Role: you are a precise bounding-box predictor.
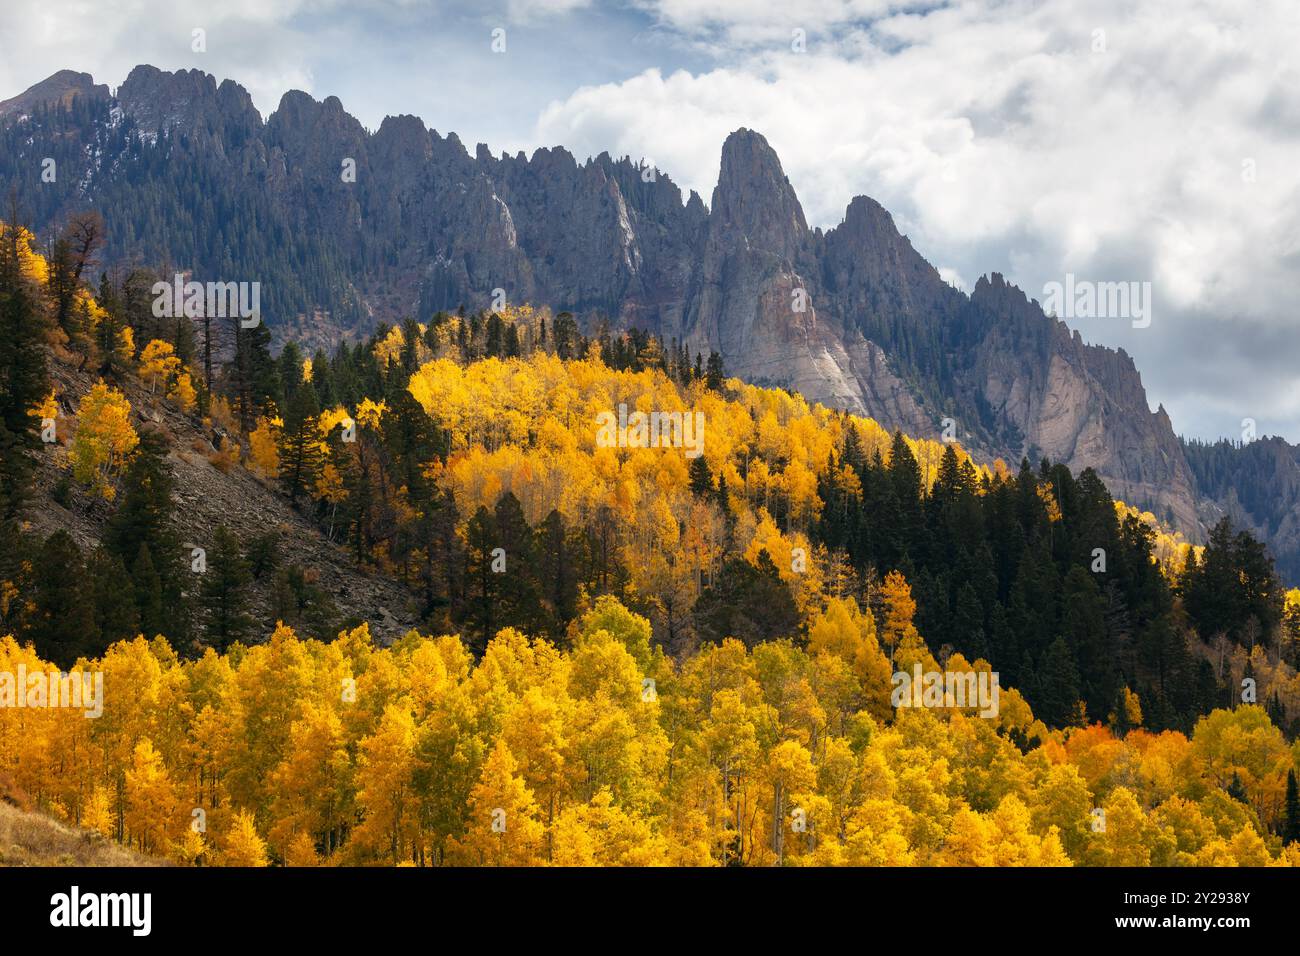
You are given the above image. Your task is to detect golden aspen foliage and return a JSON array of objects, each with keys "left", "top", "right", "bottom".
[
  {"left": 247, "top": 415, "right": 281, "bottom": 478},
  {"left": 0, "top": 608, "right": 1292, "bottom": 868},
  {"left": 806, "top": 597, "right": 894, "bottom": 720},
  {"left": 138, "top": 339, "right": 181, "bottom": 395},
  {"left": 449, "top": 737, "right": 546, "bottom": 866},
  {"left": 123, "top": 739, "right": 181, "bottom": 855},
  {"left": 70, "top": 381, "right": 139, "bottom": 499},
  {"left": 224, "top": 809, "right": 270, "bottom": 866},
  {"left": 352, "top": 705, "right": 419, "bottom": 863},
  {"left": 168, "top": 371, "right": 197, "bottom": 412}
]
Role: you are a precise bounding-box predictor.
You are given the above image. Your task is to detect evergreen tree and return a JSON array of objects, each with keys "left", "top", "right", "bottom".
[
  {"left": 463, "top": 505, "right": 501, "bottom": 656},
  {"left": 88, "top": 547, "right": 140, "bottom": 647},
  {"left": 28, "top": 530, "right": 96, "bottom": 667},
  {"left": 1227, "top": 771, "right": 1248, "bottom": 803},
  {"left": 705, "top": 351, "right": 725, "bottom": 391},
  {"left": 492, "top": 492, "right": 541, "bottom": 634},
  {"left": 0, "top": 218, "right": 48, "bottom": 523},
  {"left": 131, "top": 543, "right": 166, "bottom": 640},
  {"left": 688, "top": 455, "right": 713, "bottom": 497},
  {"left": 105, "top": 429, "right": 187, "bottom": 640},
  {"left": 227, "top": 320, "right": 278, "bottom": 434},
  {"left": 272, "top": 563, "right": 339, "bottom": 639},
  {"left": 1036, "top": 637, "right": 1082, "bottom": 728},
  {"left": 694, "top": 550, "right": 799, "bottom": 649},
  {"left": 199, "top": 525, "right": 253, "bottom": 651},
  {"left": 1283, "top": 770, "right": 1300, "bottom": 846},
  {"left": 537, "top": 509, "right": 578, "bottom": 642},
  {"left": 278, "top": 383, "right": 325, "bottom": 501}
]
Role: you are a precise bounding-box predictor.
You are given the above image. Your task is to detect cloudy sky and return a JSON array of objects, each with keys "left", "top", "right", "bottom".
[{"left": 2, "top": 0, "right": 1297, "bottom": 443}]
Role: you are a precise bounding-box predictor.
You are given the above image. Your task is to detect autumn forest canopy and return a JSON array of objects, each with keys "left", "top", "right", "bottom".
[{"left": 2, "top": 214, "right": 1300, "bottom": 867}]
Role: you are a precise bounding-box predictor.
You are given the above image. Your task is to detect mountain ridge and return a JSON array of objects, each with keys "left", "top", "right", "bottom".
[{"left": 0, "top": 63, "right": 1275, "bottom": 558}]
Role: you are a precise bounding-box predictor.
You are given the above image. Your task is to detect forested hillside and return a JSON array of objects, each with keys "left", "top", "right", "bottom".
[
  {"left": 3, "top": 216, "right": 1300, "bottom": 866},
  {"left": 1183, "top": 435, "right": 1300, "bottom": 584},
  {"left": 0, "top": 66, "right": 1211, "bottom": 557}
]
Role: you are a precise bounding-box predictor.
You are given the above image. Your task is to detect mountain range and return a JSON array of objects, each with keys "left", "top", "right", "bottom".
[{"left": 4, "top": 65, "right": 1299, "bottom": 578}]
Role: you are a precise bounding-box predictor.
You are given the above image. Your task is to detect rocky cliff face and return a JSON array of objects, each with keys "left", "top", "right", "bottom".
[
  {"left": 969, "top": 274, "right": 1199, "bottom": 530},
  {"left": 0, "top": 65, "right": 1209, "bottom": 543}
]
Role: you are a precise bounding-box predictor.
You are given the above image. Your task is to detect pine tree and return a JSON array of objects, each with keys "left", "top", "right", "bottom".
[
  {"left": 694, "top": 550, "right": 799, "bottom": 649},
  {"left": 536, "top": 509, "right": 578, "bottom": 642},
  {"left": 278, "top": 384, "right": 324, "bottom": 501},
  {"left": 199, "top": 525, "right": 253, "bottom": 651},
  {"left": 705, "top": 351, "right": 725, "bottom": 391},
  {"left": 28, "top": 530, "right": 96, "bottom": 667},
  {"left": 1227, "top": 771, "right": 1248, "bottom": 803},
  {"left": 688, "top": 455, "right": 713, "bottom": 497},
  {"left": 1283, "top": 769, "right": 1300, "bottom": 846},
  {"left": 131, "top": 543, "right": 166, "bottom": 639},
  {"left": 106, "top": 428, "right": 186, "bottom": 640},
  {"left": 88, "top": 547, "right": 140, "bottom": 647},
  {"left": 1037, "top": 637, "right": 1082, "bottom": 728},
  {"left": 0, "top": 219, "right": 48, "bottom": 523},
  {"left": 227, "top": 320, "right": 278, "bottom": 434}
]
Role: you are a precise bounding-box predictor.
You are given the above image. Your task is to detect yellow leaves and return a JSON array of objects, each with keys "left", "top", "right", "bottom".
[
  {"left": 301, "top": 358, "right": 313, "bottom": 383},
  {"left": 284, "top": 831, "right": 321, "bottom": 866},
  {"left": 551, "top": 788, "right": 669, "bottom": 865},
  {"left": 139, "top": 339, "right": 180, "bottom": 393},
  {"left": 168, "top": 372, "right": 196, "bottom": 412},
  {"left": 880, "top": 570, "right": 929, "bottom": 670},
  {"left": 82, "top": 784, "right": 117, "bottom": 839},
  {"left": 0, "top": 596, "right": 1294, "bottom": 867},
  {"left": 137, "top": 339, "right": 197, "bottom": 412},
  {"left": 315, "top": 461, "right": 347, "bottom": 504},
  {"left": 841, "top": 797, "right": 916, "bottom": 865},
  {"left": 123, "top": 738, "right": 180, "bottom": 855},
  {"left": 373, "top": 323, "right": 430, "bottom": 368},
  {"left": 449, "top": 737, "right": 546, "bottom": 866},
  {"left": 939, "top": 796, "right": 1071, "bottom": 867},
  {"left": 0, "top": 222, "right": 49, "bottom": 284},
  {"left": 1037, "top": 482, "right": 1063, "bottom": 523},
  {"left": 743, "top": 510, "right": 821, "bottom": 609},
  {"left": 208, "top": 395, "right": 238, "bottom": 434},
  {"left": 223, "top": 809, "right": 270, "bottom": 866},
  {"left": 352, "top": 704, "right": 419, "bottom": 862},
  {"left": 246, "top": 415, "right": 281, "bottom": 478},
  {"left": 115, "top": 324, "right": 135, "bottom": 365},
  {"left": 806, "top": 597, "right": 893, "bottom": 720},
  {"left": 355, "top": 397, "right": 386, "bottom": 429},
  {"left": 70, "top": 381, "right": 138, "bottom": 500},
  {"left": 318, "top": 405, "right": 351, "bottom": 437},
  {"left": 31, "top": 389, "right": 57, "bottom": 423},
  {"left": 1115, "top": 686, "right": 1143, "bottom": 729}
]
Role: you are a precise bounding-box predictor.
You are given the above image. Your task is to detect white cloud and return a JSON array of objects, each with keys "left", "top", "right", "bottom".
[{"left": 533, "top": 0, "right": 1300, "bottom": 440}]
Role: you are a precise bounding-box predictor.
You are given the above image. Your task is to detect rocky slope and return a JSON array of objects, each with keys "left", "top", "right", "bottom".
[
  {"left": 26, "top": 354, "right": 419, "bottom": 644},
  {"left": 0, "top": 64, "right": 1239, "bottom": 549}
]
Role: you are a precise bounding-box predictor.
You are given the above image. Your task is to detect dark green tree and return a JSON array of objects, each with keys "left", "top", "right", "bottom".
[{"left": 199, "top": 525, "right": 253, "bottom": 651}]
